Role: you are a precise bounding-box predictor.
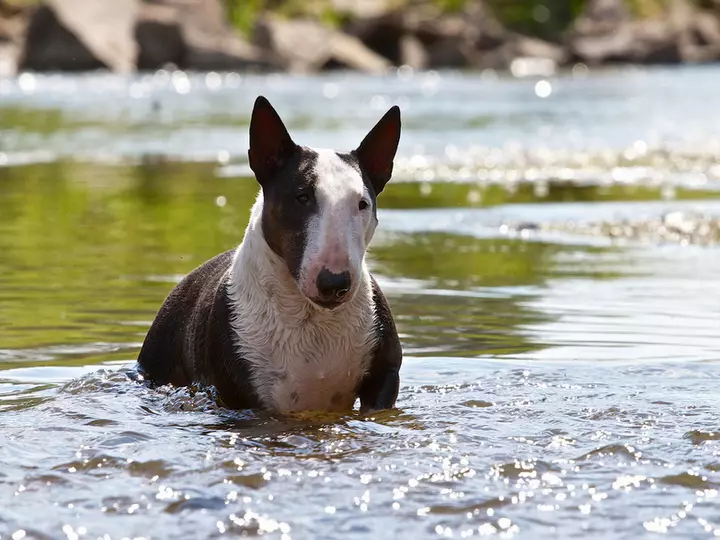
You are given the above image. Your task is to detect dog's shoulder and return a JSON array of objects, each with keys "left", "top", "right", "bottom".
[
  {"left": 180, "top": 249, "right": 236, "bottom": 291},
  {"left": 137, "top": 249, "right": 236, "bottom": 386}
]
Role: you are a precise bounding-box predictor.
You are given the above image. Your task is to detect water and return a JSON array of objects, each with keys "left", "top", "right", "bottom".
[{"left": 2, "top": 66, "right": 720, "bottom": 539}]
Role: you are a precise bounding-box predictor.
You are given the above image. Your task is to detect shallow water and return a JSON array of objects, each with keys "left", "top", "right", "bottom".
[{"left": 2, "top": 66, "right": 720, "bottom": 539}]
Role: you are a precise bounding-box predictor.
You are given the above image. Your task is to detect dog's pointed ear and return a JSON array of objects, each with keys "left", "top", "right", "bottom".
[
  {"left": 248, "top": 96, "right": 297, "bottom": 185},
  {"left": 355, "top": 105, "right": 401, "bottom": 195}
]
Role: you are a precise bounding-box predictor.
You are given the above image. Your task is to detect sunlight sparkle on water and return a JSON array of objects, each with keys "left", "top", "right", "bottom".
[
  {"left": 18, "top": 73, "right": 35, "bottom": 94},
  {"left": 172, "top": 71, "right": 190, "bottom": 94},
  {"left": 534, "top": 80, "right": 552, "bottom": 98},
  {"left": 206, "top": 72, "right": 223, "bottom": 91},
  {"left": 3, "top": 67, "right": 720, "bottom": 540}
]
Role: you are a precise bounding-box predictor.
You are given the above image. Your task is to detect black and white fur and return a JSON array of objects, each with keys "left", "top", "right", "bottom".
[{"left": 136, "top": 96, "right": 403, "bottom": 414}]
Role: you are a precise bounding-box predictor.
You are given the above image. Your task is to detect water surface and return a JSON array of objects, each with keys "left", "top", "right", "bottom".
[{"left": 2, "top": 66, "right": 720, "bottom": 539}]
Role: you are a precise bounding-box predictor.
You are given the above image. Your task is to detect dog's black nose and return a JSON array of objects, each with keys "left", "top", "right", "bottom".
[{"left": 316, "top": 269, "right": 352, "bottom": 301}]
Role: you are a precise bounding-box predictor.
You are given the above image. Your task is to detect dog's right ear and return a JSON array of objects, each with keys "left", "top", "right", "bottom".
[{"left": 248, "top": 96, "right": 297, "bottom": 185}]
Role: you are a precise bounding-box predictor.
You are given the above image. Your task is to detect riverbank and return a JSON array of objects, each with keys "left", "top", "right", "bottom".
[{"left": 1, "top": 0, "right": 720, "bottom": 77}]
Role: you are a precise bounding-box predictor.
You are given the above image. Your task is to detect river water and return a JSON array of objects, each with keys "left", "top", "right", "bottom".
[{"left": 1, "top": 66, "right": 720, "bottom": 539}]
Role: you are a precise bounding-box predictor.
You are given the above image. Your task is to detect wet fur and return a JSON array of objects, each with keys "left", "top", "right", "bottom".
[
  {"left": 227, "top": 192, "right": 378, "bottom": 412},
  {"left": 136, "top": 232, "right": 400, "bottom": 413}
]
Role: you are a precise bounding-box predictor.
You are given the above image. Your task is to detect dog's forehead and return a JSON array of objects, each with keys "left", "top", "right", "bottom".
[{"left": 305, "top": 147, "right": 366, "bottom": 198}]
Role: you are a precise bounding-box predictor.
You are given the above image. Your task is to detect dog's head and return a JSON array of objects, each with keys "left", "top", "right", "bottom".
[{"left": 247, "top": 96, "right": 401, "bottom": 310}]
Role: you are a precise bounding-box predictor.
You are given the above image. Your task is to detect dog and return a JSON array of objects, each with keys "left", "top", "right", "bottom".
[{"left": 136, "top": 96, "right": 403, "bottom": 414}]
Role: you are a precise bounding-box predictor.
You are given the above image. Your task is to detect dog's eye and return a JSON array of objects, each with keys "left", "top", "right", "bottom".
[
  {"left": 359, "top": 200, "right": 369, "bottom": 211},
  {"left": 296, "top": 193, "right": 310, "bottom": 205}
]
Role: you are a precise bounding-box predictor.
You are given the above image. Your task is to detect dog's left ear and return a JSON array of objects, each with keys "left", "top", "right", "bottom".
[{"left": 355, "top": 106, "right": 401, "bottom": 195}]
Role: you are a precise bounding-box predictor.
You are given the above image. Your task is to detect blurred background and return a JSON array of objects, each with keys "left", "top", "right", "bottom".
[
  {"left": 3, "top": 1, "right": 720, "bottom": 539},
  {"left": 3, "top": 0, "right": 720, "bottom": 75}
]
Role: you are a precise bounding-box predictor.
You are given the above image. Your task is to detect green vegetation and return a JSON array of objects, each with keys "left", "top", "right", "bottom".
[
  {"left": 224, "top": 0, "right": 347, "bottom": 34},
  {"left": 489, "top": 0, "right": 587, "bottom": 42}
]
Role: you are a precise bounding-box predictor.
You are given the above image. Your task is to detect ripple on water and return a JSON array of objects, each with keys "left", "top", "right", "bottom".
[
  {"left": 533, "top": 210, "right": 720, "bottom": 247},
  {"left": 0, "top": 362, "right": 718, "bottom": 538},
  {"left": 3, "top": 67, "right": 720, "bottom": 538}
]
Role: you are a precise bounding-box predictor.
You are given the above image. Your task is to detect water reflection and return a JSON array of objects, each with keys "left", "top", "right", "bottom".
[
  {"left": 2, "top": 144, "right": 720, "bottom": 536},
  {"left": 0, "top": 161, "right": 632, "bottom": 366},
  {"left": 3, "top": 362, "right": 720, "bottom": 538}
]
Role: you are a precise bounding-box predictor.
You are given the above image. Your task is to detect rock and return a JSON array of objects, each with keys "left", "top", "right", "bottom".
[
  {"left": 425, "top": 36, "right": 475, "bottom": 68},
  {"left": 327, "top": 28, "right": 392, "bottom": 72},
  {"left": 679, "top": 9, "right": 720, "bottom": 62},
  {"left": 567, "top": 0, "right": 685, "bottom": 65},
  {"left": 690, "top": 10, "right": 720, "bottom": 46},
  {"left": 512, "top": 35, "right": 567, "bottom": 64},
  {"left": 135, "top": 2, "right": 184, "bottom": 69},
  {"left": 478, "top": 35, "right": 566, "bottom": 72},
  {"left": 0, "top": 41, "right": 18, "bottom": 76},
  {"left": 172, "top": 0, "right": 270, "bottom": 70},
  {"left": 20, "top": 5, "right": 110, "bottom": 71},
  {"left": 254, "top": 15, "right": 390, "bottom": 73},
  {"left": 344, "top": 2, "right": 508, "bottom": 69},
  {"left": 138, "top": 0, "right": 272, "bottom": 71},
  {"left": 573, "top": 0, "right": 631, "bottom": 32},
  {"left": 0, "top": 1, "right": 30, "bottom": 76},
  {"left": 343, "top": 11, "right": 406, "bottom": 65},
  {"left": 20, "top": 0, "right": 138, "bottom": 72},
  {"left": 399, "top": 33, "right": 428, "bottom": 69},
  {"left": 414, "top": 13, "right": 480, "bottom": 68},
  {"left": 455, "top": 0, "right": 508, "bottom": 52},
  {"left": 330, "top": 0, "right": 393, "bottom": 19},
  {"left": 572, "top": 20, "right": 683, "bottom": 64}
]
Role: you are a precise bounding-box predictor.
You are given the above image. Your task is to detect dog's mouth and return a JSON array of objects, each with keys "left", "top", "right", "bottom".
[
  {"left": 311, "top": 298, "right": 345, "bottom": 311},
  {"left": 306, "top": 287, "right": 356, "bottom": 311}
]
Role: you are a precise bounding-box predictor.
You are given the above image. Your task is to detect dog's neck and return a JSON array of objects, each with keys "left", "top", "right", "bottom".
[
  {"left": 225, "top": 192, "right": 378, "bottom": 412},
  {"left": 227, "top": 192, "right": 373, "bottom": 327}
]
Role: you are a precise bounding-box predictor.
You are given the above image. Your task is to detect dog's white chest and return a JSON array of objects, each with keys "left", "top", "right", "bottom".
[
  {"left": 241, "top": 313, "right": 375, "bottom": 413},
  {"left": 269, "top": 341, "right": 368, "bottom": 413}
]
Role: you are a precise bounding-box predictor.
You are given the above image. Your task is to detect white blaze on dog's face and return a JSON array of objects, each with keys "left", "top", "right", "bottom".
[
  {"left": 247, "top": 97, "right": 402, "bottom": 310},
  {"left": 295, "top": 149, "right": 377, "bottom": 307}
]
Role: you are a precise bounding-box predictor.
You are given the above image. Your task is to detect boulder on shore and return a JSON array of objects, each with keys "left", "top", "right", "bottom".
[
  {"left": 254, "top": 15, "right": 390, "bottom": 74},
  {"left": 21, "top": 0, "right": 138, "bottom": 72},
  {"left": 0, "top": 1, "right": 28, "bottom": 76},
  {"left": 7, "top": 0, "right": 273, "bottom": 73},
  {"left": 569, "top": 20, "right": 683, "bottom": 65},
  {"left": 344, "top": 1, "right": 565, "bottom": 72},
  {"left": 3, "top": 0, "right": 720, "bottom": 75},
  {"left": 152, "top": 0, "right": 272, "bottom": 71},
  {"left": 564, "top": 0, "right": 720, "bottom": 65},
  {"left": 135, "top": 2, "right": 185, "bottom": 69},
  {"left": 677, "top": 3, "right": 720, "bottom": 62},
  {"left": 479, "top": 34, "right": 567, "bottom": 73},
  {"left": 342, "top": 4, "right": 500, "bottom": 69}
]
